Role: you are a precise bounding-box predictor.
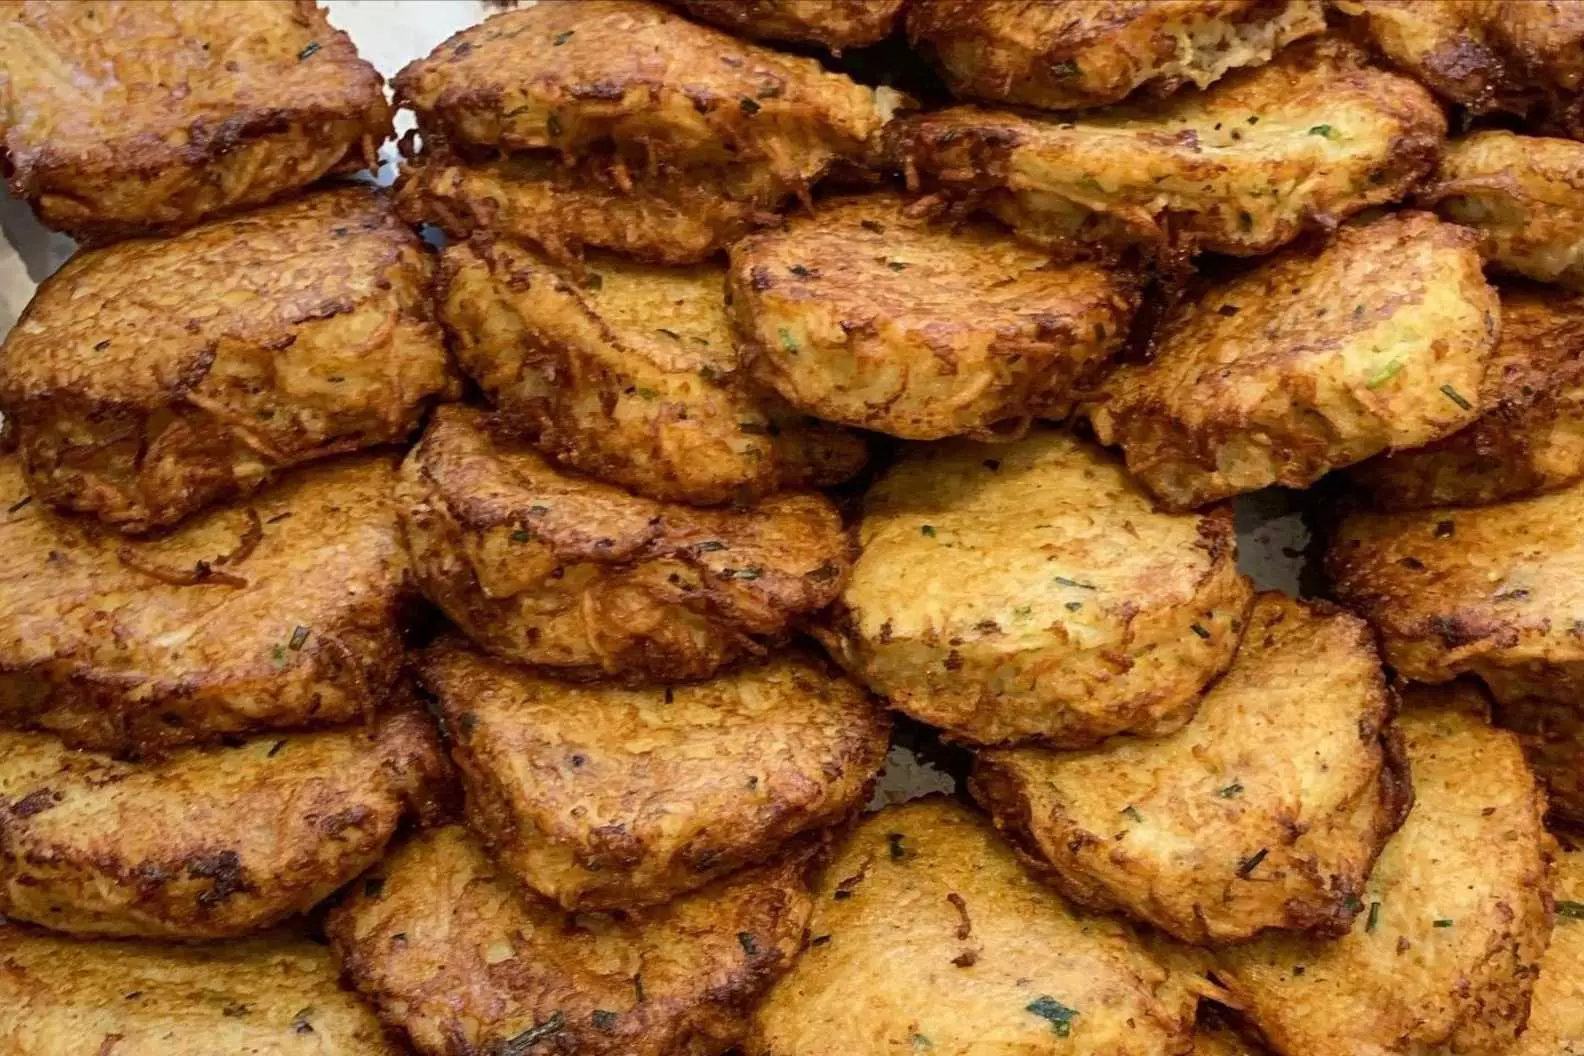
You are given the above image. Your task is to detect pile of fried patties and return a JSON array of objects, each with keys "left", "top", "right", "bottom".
[{"left": 1, "top": 1, "right": 1583, "bottom": 1054}]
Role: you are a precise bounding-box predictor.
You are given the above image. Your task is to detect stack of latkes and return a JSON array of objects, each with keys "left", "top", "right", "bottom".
[{"left": 1, "top": 1, "right": 1583, "bottom": 1054}]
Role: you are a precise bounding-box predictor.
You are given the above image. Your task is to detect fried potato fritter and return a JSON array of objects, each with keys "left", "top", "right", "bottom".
[
  {"left": 747, "top": 798, "right": 1209, "bottom": 1056},
  {"left": 0, "top": 711, "right": 446, "bottom": 940},
  {"left": 421, "top": 640, "right": 887, "bottom": 910},
  {"left": 1088, "top": 212, "right": 1500, "bottom": 510},
  {"left": 1350, "top": 285, "right": 1584, "bottom": 510},
  {"left": 1334, "top": 0, "right": 1584, "bottom": 138},
  {"left": 907, "top": 0, "right": 1327, "bottom": 110},
  {"left": 0, "top": 0, "right": 392, "bottom": 244},
  {"left": 1513, "top": 838, "right": 1584, "bottom": 1055},
  {"left": 886, "top": 38, "right": 1445, "bottom": 259},
  {"left": 1212, "top": 705, "right": 1553, "bottom": 1056},
  {"left": 1422, "top": 130, "right": 1584, "bottom": 290},
  {"left": 973, "top": 594, "right": 1410, "bottom": 945},
  {"left": 666, "top": 0, "right": 906, "bottom": 50},
  {"left": 726, "top": 193, "right": 1140, "bottom": 439},
  {"left": 398, "top": 405, "right": 850, "bottom": 682},
  {"left": 0, "top": 453, "right": 410, "bottom": 753},
  {"left": 821, "top": 430, "right": 1253, "bottom": 747},
  {"left": 439, "top": 238, "right": 866, "bottom": 504},
  {"left": 0, "top": 188, "right": 458, "bottom": 534},
  {"left": 329, "top": 824, "right": 815, "bottom": 1056},
  {"left": 0, "top": 928, "right": 398, "bottom": 1054}
]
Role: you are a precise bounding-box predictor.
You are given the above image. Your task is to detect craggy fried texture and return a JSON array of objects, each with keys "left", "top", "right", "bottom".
[
  {"left": 0, "top": 710, "right": 447, "bottom": 940},
  {"left": 0, "top": 0, "right": 391, "bottom": 244},
  {"left": 907, "top": 0, "right": 1327, "bottom": 110},
  {"left": 1329, "top": 479, "right": 1584, "bottom": 706},
  {"left": 398, "top": 405, "right": 849, "bottom": 683},
  {"left": 820, "top": 429, "right": 1253, "bottom": 747},
  {"left": 1496, "top": 693, "right": 1584, "bottom": 826},
  {"left": 1088, "top": 212, "right": 1499, "bottom": 510},
  {"left": 747, "top": 798, "right": 1210, "bottom": 1056},
  {"left": 393, "top": 2, "right": 897, "bottom": 186},
  {"left": 0, "top": 453, "right": 409, "bottom": 753},
  {"left": 328, "top": 824, "right": 814, "bottom": 1056},
  {"left": 0, "top": 928, "right": 399, "bottom": 1055},
  {"left": 1513, "top": 837, "right": 1584, "bottom": 1055},
  {"left": 0, "top": 188, "right": 458, "bottom": 534},
  {"left": 1422, "top": 130, "right": 1584, "bottom": 290},
  {"left": 1333, "top": 0, "right": 1584, "bottom": 138},
  {"left": 972, "top": 594, "right": 1410, "bottom": 945},
  {"left": 667, "top": 0, "right": 906, "bottom": 50},
  {"left": 726, "top": 193, "right": 1140, "bottom": 440},
  {"left": 396, "top": 149, "right": 783, "bottom": 266},
  {"left": 439, "top": 238, "right": 866, "bottom": 505},
  {"left": 1350, "top": 285, "right": 1584, "bottom": 510},
  {"left": 421, "top": 640, "right": 887, "bottom": 910},
  {"left": 1212, "top": 705, "right": 1553, "bottom": 1056},
  {"left": 885, "top": 38, "right": 1445, "bottom": 259}
]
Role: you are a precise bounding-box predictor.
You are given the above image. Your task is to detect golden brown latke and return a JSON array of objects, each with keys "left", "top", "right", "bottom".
[
  {"left": 1333, "top": 0, "right": 1584, "bottom": 138},
  {"left": 972, "top": 593, "right": 1410, "bottom": 945},
  {"left": 907, "top": 0, "right": 1327, "bottom": 110},
  {"left": 0, "top": 453, "right": 410, "bottom": 754},
  {"left": 885, "top": 37, "right": 1445, "bottom": 260},
  {"left": 0, "top": 188, "right": 458, "bottom": 534},
  {"left": 1421, "top": 130, "right": 1584, "bottom": 290},
  {"left": 666, "top": 0, "right": 906, "bottom": 50},
  {"left": 1513, "top": 836, "right": 1584, "bottom": 1055},
  {"left": 0, "top": 928, "right": 399, "bottom": 1054},
  {"left": 1088, "top": 212, "right": 1500, "bottom": 510},
  {"left": 1212, "top": 704, "right": 1554, "bottom": 1056},
  {"left": 726, "top": 193, "right": 1140, "bottom": 440},
  {"left": 398, "top": 405, "right": 850, "bottom": 683},
  {"left": 420, "top": 640, "right": 887, "bottom": 910},
  {"left": 747, "top": 798, "right": 1211, "bottom": 1056},
  {"left": 329, "top": 824, "right": 815, "bottom": 1056},
  {"left": 0, "top": 0, "right": 391, "bottom": 244},
  {"left": 0, "top": 710, "right": 446, "bottom": 940},
  {"left": 393, "top": 1, "right": 898, "bottom": 187},
  {"left": 1350, "top": 285, "right": 1584, "bottom": 510},
  {"left": 820, "top": 429, "right": 1253, "bottom": 747},
  {"left": 1329, "top": 479, "right": 1584, "bottom": 707},
  {"left": 439, "top": 237, "right": 866, "bottom": 505}
]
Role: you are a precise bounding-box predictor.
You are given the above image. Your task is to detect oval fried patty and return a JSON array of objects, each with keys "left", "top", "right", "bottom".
[
  {"left": 398, "top": 405, "right": 850, "bottom": 683},
  {"left": 821, "top": 429, "right": 1253, "bottom": 746},
  {"left": 1514, "top": 837, "right": 1584, "bottom": 1055},
  {"left": 0, "top": 710, "right": 447, "bottom": 940},
  {"left": 666, "top": 0, "right": 905, "bottom": 50},
  {"left": 0, "top": 453, "right": 410, "bottom": 753},
  {"left": 727, "top": 193, "right": 1139, "bottom": 439},
  {"left": 420, "top": 639, "right": 888, "bottom": 910},
  {"left": 328, "top": 824, "right": 815, "bottom": 1056},
  {"left": 972, "top": 594, "right": 1410, "bottom": 945}
]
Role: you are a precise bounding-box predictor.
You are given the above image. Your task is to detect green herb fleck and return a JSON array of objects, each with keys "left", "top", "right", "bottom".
[
  {"left": 6, "top": 495, "right": 31, "bottom": 514},
  {"left": 633, "top": 974, "right": 646, "bottom": 1003},
  {"left": 592, "top": 1010, "right": 618, "bottom": 1031},
  {"left": 1051, "top": 59, "right": 1080, "bottom": 78},
  {"left": 511, "top": 529, "right": 533, "bottom": 543},
  {"left": 1309, "top": 124, "right": 1336, "bottom": 139},
  {"left": 1026, "top": 996, "right": 1078, "bottom": 1037},
  {"left": 888, "top": 832, "right": 907, "bottom": 859},
  {"left": 778, "top": 327, "right": 799, "bottom": 354},
  {"left": 695, "top": 540, "right": 728, "bottom": 553},
  {"left": 860, "top": 219, "right": 885, "bottom": 233},
  {"left": 887, "top": 260, "right": 909, "bottom": 272},
  {"left": 1237, "top": 848, "right": 1269, "bottom": 878},
  {"left": 910, "top": 1034, "right": 933, "bottom": 1051},
  {"left": 636, "top": 387, "right": 658, "bottom": 400},
  {"left": 288, "top": 625, "right": 310, "bottom": 651},
  {"left": 727, "top": 566, "right": 763, "bottom": 580},
  {"left": 1191, "top": 623, "right": 1211, "bottom": 640},
  {"left": 740, "top": 96, "right": 762, "bottom": 114},
  {"left": 502, "top": 1011, "right": 565, "bottom": 1053},
  {"left": 553, "top": 29, "right": 574, "bottom": 45},
  {"left": 656, "top": 328, "right": 681, "bottom": 340},
  {"left": 738, "top": 932, "right": 758, "bottom": 955},
  {"left": 1557, "top": 900, "right": 1584, "bottom": 919},
  {"left": 297, "top": 41, "right": 321, "bottom": 60},
  {"left": 1433, "top": 918, "right": 1454, "bottom": 928},
  {"left": 1122, "top": 805, "right": 1143, "bottom": 823},
  {"left": 920, "top": 525, "right": 937, "bottom": 538},
  {"left": 1013, "top": 605, "right": 1033, "bottom": 619},
  {"left": 1440, "top": 384, "right": 1472, "bottom": 411},
  {"left": 1238, "top": 210, "right": 1253, "bottom": 232},
  {"left": 1366, "top": 359, "right": 1404, "bottom": 389},
  {"left": 1065, "top": 601, "right": 1082, "bottom": 612},
  {"left": 789, "top": 264, "right": 812, "bottom": 277},
  {"left": 1053, "top": 576, "right": 1096, "bottom": 590},
  {"left": 1366, "top": 901, "right": 1381, "bottom": 933},
  {"left": 271, "top": 644, "right": 288, "bottom": 670},
  {"left": 808, "top": 561, "right": 840, "bottom": 582},
  {"left": 1218, "top": 781, "right": 1243, "bottom": 799}
]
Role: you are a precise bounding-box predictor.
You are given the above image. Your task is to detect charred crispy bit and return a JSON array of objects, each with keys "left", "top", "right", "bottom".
[
  {"left": 1087, "top": 212, "right": 1499, "bottom": 510},
  {"left": 1421, "top": 131, "right": 1584, "bottom": 291},
  {"left": 726, "top": 192, "right": 1140, "bottom": 440},
  {"left": 747, "top": 798, "right": 1211, "bottom": 1056},
  {"left": 420, "top": 640, "right": 886, "bottom": 910},
  {"left": 907, "top": 0, "right": 1327, "bottom": 110},
  {"left": 1213, "top": 704, "right": 1553, "bottom": 1056},
  {"left": 1329, "top": 479, "right": 1584, "bottom": 708},
  {"left": 398, "top": 405, "right": 850, "bottom": 683},
  {"left": 1334, "top": 0, "right": 1584, "bottom": 138},
  {"left": 0, "top": 928, "right": 399, "bottom": 1054},
  {"left": 0, "top": 188, "right": 458, "bottom": 534},
  {"left": 666, "top": 0, "right": 906, "bottom": 50},
  {"left": 0, "top": 453, "right": 410, "bottom": 753},
  {"left": 885, "top": 37, "right": 1445, "bottom": 259},
  {"left": 1512, "top": 836, "right": 1584, "bottom": 1055},
  {"left": 0, "top": 0, "right": 391, "bottom": 244},
  {"left": 328, "top": 824, "right": 815, "bottom": 1056},
  {"left": 820, "top": 429, "right": 1253, "bottom": 747},
  {"left": 0, "top": 710, "right": 447, "bottom": 940},
  {"left": 972, "top": 594, "right": 1410, "bottom": 945},
  {"left": 1350, "top": 285, "right": 1584, "bottom": 510},
  {"left": 438, "top": 237, "right": 866, "bottom": 505}
]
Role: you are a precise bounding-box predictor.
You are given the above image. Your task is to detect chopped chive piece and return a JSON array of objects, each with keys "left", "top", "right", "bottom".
[
  {"left": 887, "top": 260, "right": 909, "bottom": 271},
  {"left": 656, "top": 328, "right": 680, "bottom": 340},
  {"left": 740, "top": 96, "right": 761, "bottom": 114},
  {"left": 288, "top": 625, "right": 310, "bottom": 651},
  {"left": 1053, "top": 576, "right": 1096, "bottom": 590},
  {"left": 738, "top": 932, "right": 758, "bottom": 955},
  {"left": 860, "top": 219, "right": 885, "bottom": 233},
  {"left": 1557, "top": 900, "right": 1584, "bottom": 919},
  {"left": 1065, "top": 601, "right": 1082, "bottom": 612},
  {"left": 553, "top": 29, "right": 574, "bottom": 45},
  {"left": 297, "top": 41, "right": 321, "bottom": 60},
  {"left": 271, "top": 644, "right": 288, "bottom": 669},
  {"left": 504, "top": 1011, "right": 565, "bottom": 1051},
  {"left": 1366, "top": 901, "right": 1381, "bottom": 933},
  {"left": 920, "top": 525, "right": 937, "bottom": 538},
  {"left": 1440, "top": 384, "right": 1472, "bottom": 411},
  {"left": 910, "top": 1034, "right": 933, "bottom": 1051},
  {"left": 1191, "top": 623, "right": 1211, "bottom": 640},
  {"left": 1121, "top": 805, "right": 1143, "bottom": 823},
  {"left": 1309, "top": 124, "right": 1336, "bottom": 139},
  {"left": 1051, "top": 59, "right": 1080, "bottom": 77},
  {"left": 592, "top": 1010, "right": 618, "bottom": 1030},
  {"left": 1366, "top": 359, "right": 1404, "bottom": 388},
  {"left": 6, "top": 495, "right": 31, "bottom": 514},
  {"left": 1026, "top": 996, "right": 1077, "bottom": 1037},
  {"left": 1237, "top": 848, "right": 1269, "bottom": 878},
  {"left": 887, "top": 832, "right": 907, "bottom": 859},
  {"left": 789, "top": 264, "right": 811, "bottom": 277},
  {"left": 695, "top": 540, "right": 727, "bottom": 552},
  {"left": 1433, "top": 918, "right": 1454, "bottom": 928},
  {"left": 778, "top": 327, "right": 799, "bottom": 354},
  {"left": 1218, "top": 781, "right": 1243, "bottom": 799},
  {"left": 511, "top": 529, "right": 533, "bottom": 542}
]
